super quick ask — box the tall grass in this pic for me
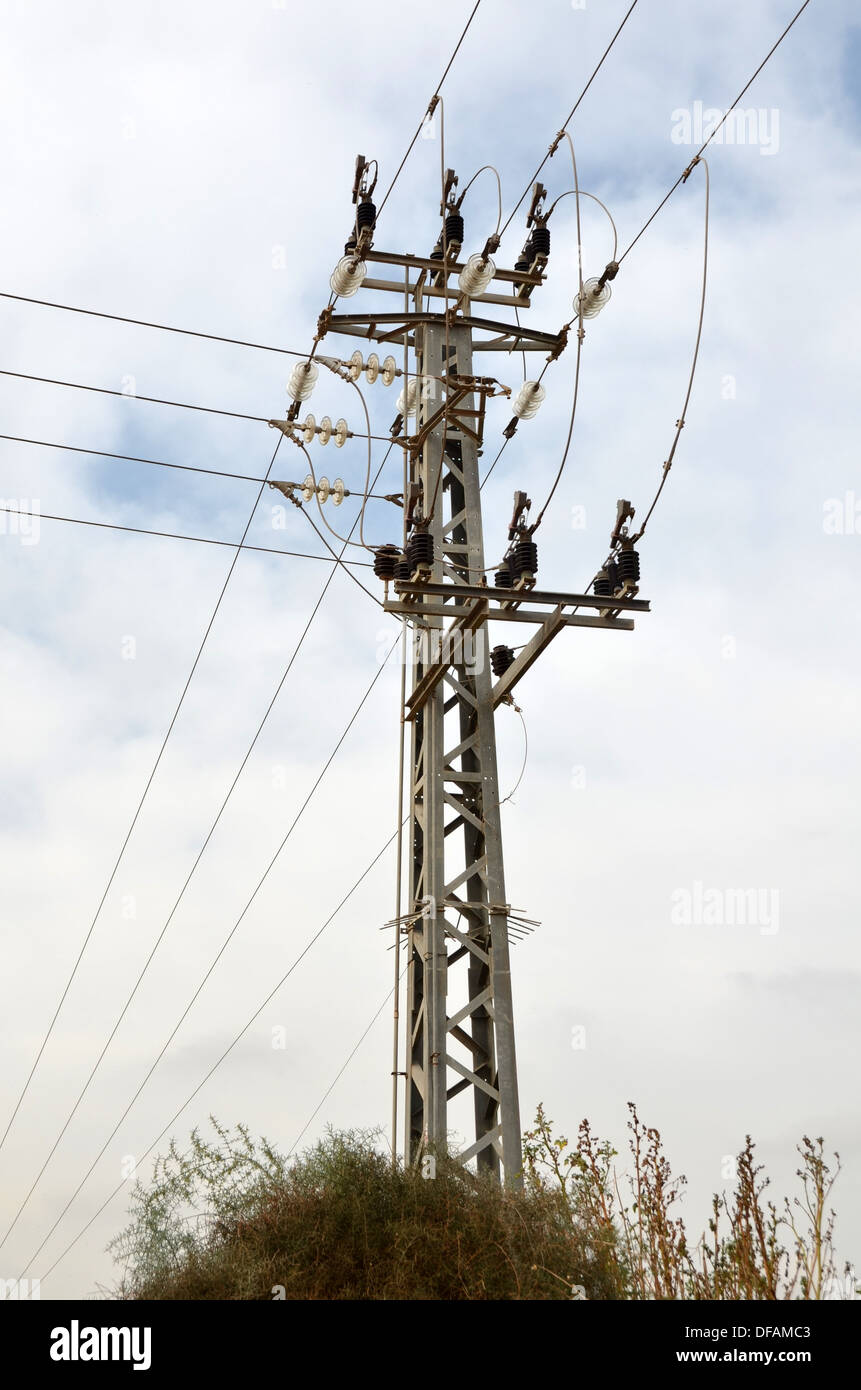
[109,1108,853,1301]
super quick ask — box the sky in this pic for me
[0,0,859,1299]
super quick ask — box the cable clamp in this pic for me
[268,418,297,438]
[682,155,701,183]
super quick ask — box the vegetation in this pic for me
[109,1107,854,1301]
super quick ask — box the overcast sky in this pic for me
[1,0,859,1299]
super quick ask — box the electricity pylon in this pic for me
[322,162,649,1185]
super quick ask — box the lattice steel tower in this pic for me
[321,157,648,1185]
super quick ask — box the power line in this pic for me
[618,0,812,265]
[376,0,484,219]
[0,433,285,1164]
[0,431,277,483]
[0,291,311,359]
[499,0,641,238]
[287,972,404,1159]
[633,158,710,541]
[531,132,585,532]
[3,450,395,1252]
[22,699,403,1280]
[0,432,402,506]
[0,504,375,566]
[2,0,483,1241]
[293,498,383,607]
[0,369,393,442]
[0,368,269,424]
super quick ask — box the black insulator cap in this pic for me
[494,566,514,589]
[513,540,538,578]
[373,544,400,580]
[356,198,377,230]
[394,555,412,582]
[406,530,434,569]
[491,644,516,678]
[344,235,358,255]
[429,244,444,262]
[444,212,464,246]
[606,560,621,593]
[531,225,550,256]
[618,546,640,583]
[594,570,612,598]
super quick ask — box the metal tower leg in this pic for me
[404,318,522,1185]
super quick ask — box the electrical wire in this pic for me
[617,0,812,265]
[344,373,376,551]
[632,157,710,541]
[289,467,386,608]
[292,368,377,555]
[0,291,311,359]
[375,0,484,220]
[571,160,711,593]
[0,432,274,484]
[390,623,408,1164]
[296,443,374,556]
[531,133,585,533]
[455,163,503,236]
[0,369,393,443]
[0,367,270,425]
[28,822,405,1283]
[547,189,618,261]
[14,632,401,1272]
[498,705,529,807]
[1,442,395,1251]
[0,503,374,566]
[288,969,407,1160]
[425,96,453,524]
[0,433,285,1165]
[0,432,398,506]
[499,0,641,238]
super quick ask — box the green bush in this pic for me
[111,1120,622,1300]
[110,1109,852,1301]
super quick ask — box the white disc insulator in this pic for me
[512,382,546,420]
[576,277,612,319]
[301,474,315,502]
[364,352,380,384]
[396,379,420,419]
[317,476,330,504]
[458,253,495,297]
[331,478,345,506]
[318,415,332,445]
[333,418,349,448]
[349,350,364,381]
[382,355,397,386]
[329,255,367,298]
[287,361,319,402]
[302,413,316,443]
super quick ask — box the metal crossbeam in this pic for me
[394,579,650,613]
[384,598,636,629]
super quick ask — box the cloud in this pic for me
[0,0,859,1297]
